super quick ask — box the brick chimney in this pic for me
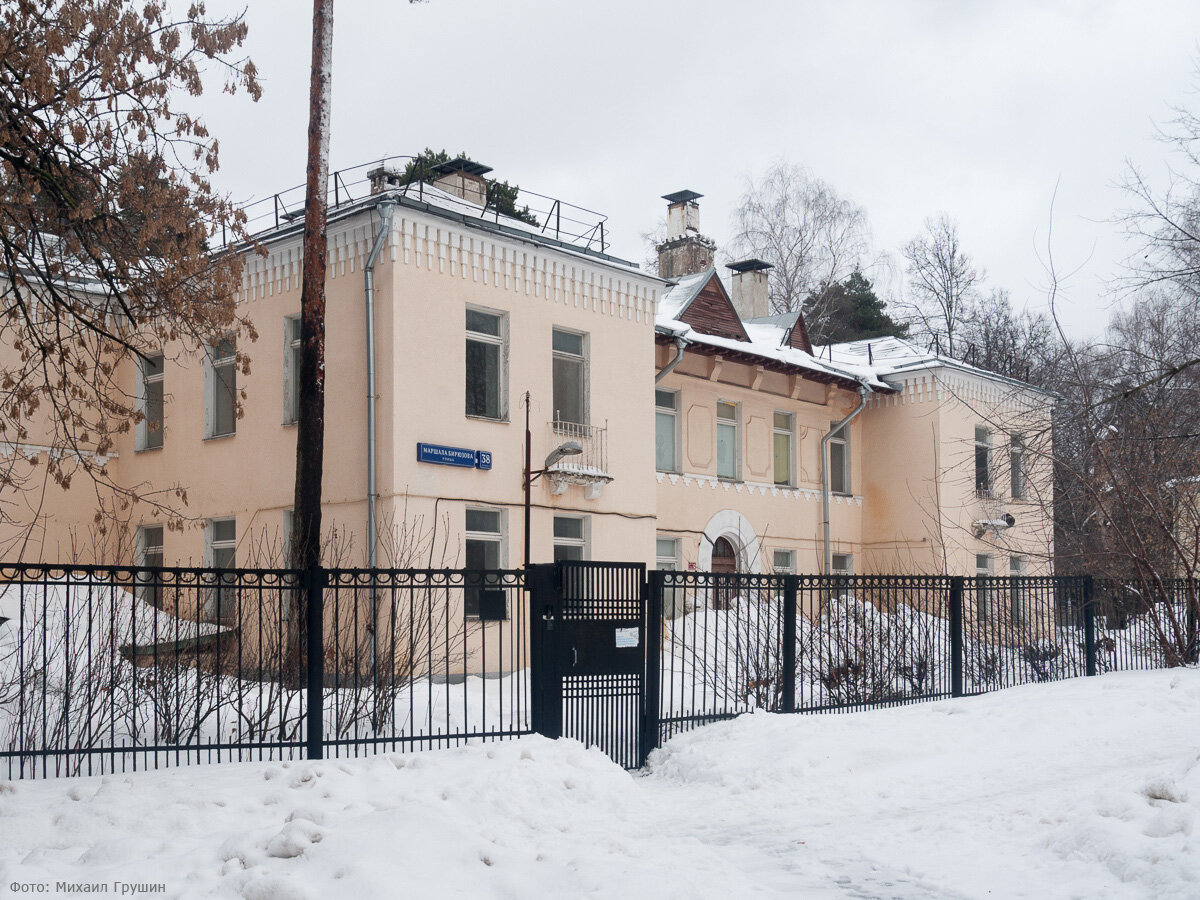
[727,258,774,319]
[656,190,716,279]
[430,158,492,208]
[368,165,403,194]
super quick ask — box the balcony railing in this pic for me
[546,420,611,498]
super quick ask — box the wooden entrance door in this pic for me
[712,537,737,574]
[712,537,737,608]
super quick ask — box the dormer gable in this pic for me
[783,312,814,355]
[668,269,750,342]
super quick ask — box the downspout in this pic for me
[364,199,395,675]
[822,383,871,575]
[655,336,688,384]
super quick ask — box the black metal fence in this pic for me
[0,563,1192,778]
[646,572,1196,750]
[0,564,529,779]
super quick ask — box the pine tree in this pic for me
[805,271,909,344]
[400,148,539,226]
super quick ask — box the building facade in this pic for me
[4,164,1054,592]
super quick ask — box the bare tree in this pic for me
[901,214,981,357]
[1122,96,1200,303]
[956,288,1062,385]
[0,1,260,541]
[730,162,872,324]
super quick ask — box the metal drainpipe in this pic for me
[822,384,870,575]
[654,336,688,384]
[364,199,395,673]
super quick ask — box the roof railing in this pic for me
[212,155,610,256]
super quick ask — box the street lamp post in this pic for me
[523,391,582,568]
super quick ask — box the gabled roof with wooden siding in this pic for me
[658,269,749,342]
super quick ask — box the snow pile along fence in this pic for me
[0,564,530,779]
[648,571,1197,748]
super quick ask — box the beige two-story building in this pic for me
[3,162,1054,599]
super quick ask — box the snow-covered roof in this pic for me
[819,336,1057,398]
[247,180,650,277]
[658,270,714,321]
[656,277,1052,398]
[656,315,889,390]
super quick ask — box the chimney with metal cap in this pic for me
[656,190,716,279]
[727,258,774,319]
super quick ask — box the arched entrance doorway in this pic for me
[711,536,738,608]
[711,537,738,574]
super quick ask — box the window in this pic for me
[552,328,587,426]
[282,508,294,559]
[656,537,680,571]
[975,426,992,497]
[829,423,850,495]
[205,518,236,622]
[1009,433,1027,500]
[464,508,506,619]
[773,411,794,486]
[137,524,164,607]
[831,553,853,575]
[976,553,993,624]
[284,316,302,425]
[773,549,795,574]
[553,515,588,562]
[717,401,739,480]
[206,338,237,438]
[1009,556,1026,623]
[657,537,684,617]
[655,389,678,472]
[465,308,506,420]
[138,353,164,450]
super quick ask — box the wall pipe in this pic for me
[364,199,395,676]
[654,336,688,384]
[821,384,870,575]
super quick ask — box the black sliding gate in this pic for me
[529,561,651,769]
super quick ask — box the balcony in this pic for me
[546,420,612,499]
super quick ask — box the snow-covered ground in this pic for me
[1,668,1197,898]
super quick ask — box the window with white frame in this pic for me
[655,389,678,472]
[137,524,164,607]
[1009,433,1027,500]
[773,411,794,486]
[1008,554,1027,624]
[1009,556,1026,623]
[976,553,993,624]
[831,553,853,575]
[206,337,237,438]
[656,536,684,617]
[717,401,740,480]
[975,426,993,497]
[138,353,164,451]
[656,537,680,570]
[284,315,302,425]
[828,423,850,495]
[552,328,588,426]
[553,515,588,562]
[205,517,237,621]
[465,308,507,420]
[282,508,294,559]
[464,507,506,619]
[773,549,796,574]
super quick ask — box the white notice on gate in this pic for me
[614,627,639,649]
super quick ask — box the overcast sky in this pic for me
[198,0,1200,337]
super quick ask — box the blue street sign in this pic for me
[416,443,493,470]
